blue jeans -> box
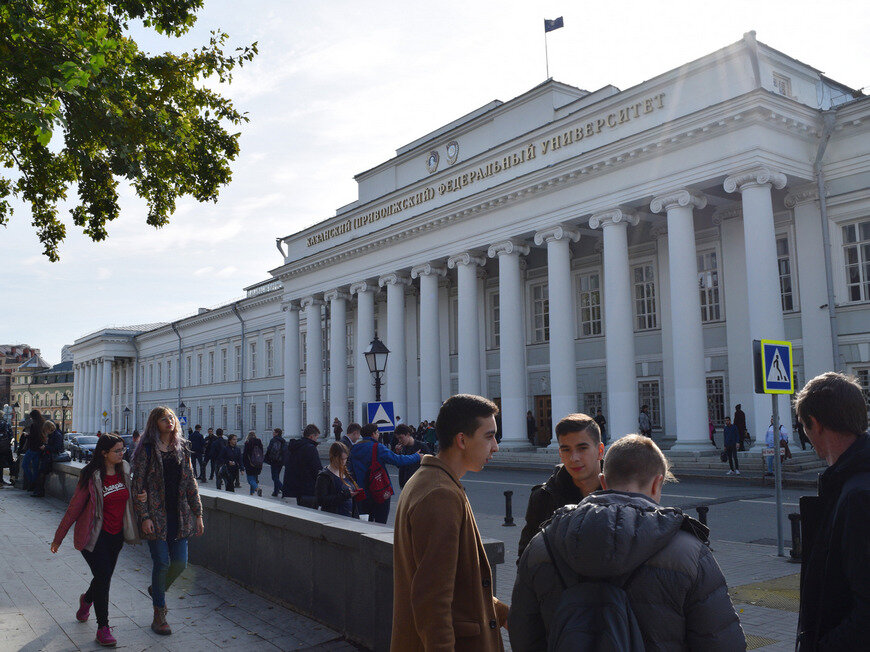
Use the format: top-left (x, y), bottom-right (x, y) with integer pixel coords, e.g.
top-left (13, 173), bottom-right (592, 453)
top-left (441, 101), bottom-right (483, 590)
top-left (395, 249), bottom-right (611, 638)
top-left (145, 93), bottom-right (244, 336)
top-left (767, 453), bottom-right (775, 473)
top-left (246, 473), bottom-right (259, 494)
top-left (270, 465), bottom-right (282, 495)
top-left (22, 450), bottom-right (40, 487)
top-left (147, 536), bottom-right (188, 608)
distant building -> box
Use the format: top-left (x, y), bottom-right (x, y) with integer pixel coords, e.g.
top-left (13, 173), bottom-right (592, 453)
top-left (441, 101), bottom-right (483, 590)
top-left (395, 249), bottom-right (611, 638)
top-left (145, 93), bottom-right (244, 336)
top-left (1, 345), bottom-right (40, 407)
top-left (11, 356), bottom-right (75, 432)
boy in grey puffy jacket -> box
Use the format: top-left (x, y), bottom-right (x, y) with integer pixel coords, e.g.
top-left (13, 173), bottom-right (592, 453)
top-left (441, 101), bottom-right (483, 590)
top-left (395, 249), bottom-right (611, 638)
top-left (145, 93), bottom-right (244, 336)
top-left (509, 434), bottom-right (745, 651)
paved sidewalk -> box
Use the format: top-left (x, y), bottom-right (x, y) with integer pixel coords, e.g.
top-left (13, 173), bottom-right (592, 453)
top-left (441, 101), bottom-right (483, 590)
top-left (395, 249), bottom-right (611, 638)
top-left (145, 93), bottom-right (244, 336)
top-left (0, 486), bottom-right (359, 651)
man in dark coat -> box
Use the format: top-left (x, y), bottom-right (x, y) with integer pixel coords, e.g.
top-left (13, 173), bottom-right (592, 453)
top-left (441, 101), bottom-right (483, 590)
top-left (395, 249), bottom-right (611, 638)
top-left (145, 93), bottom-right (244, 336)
top-left (510, 434), bottom-right (745, 650)
top-left (392, 424), bottom-right (430, 488)
top-left (282, 424), bottom-right (322, 506)
top-left (795, 372), bottom-right (870, 650)
top-left (723, 416), bottom-right (740, 475)
top-left (734, 404), bottom-right (748, 451)
top-left (188, 424), bottom-right (205, 478)
top-left (517, 413), bottom-right (604, 560)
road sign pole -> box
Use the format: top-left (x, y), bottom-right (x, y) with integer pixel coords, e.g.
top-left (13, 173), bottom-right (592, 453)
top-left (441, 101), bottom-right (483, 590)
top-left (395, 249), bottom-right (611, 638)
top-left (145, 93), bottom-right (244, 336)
top-left (772, 394), bottom-right (785, 557)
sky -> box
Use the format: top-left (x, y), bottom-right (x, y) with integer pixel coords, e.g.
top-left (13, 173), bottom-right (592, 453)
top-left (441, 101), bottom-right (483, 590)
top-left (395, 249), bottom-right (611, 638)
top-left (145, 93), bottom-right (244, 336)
top-left (1, 0), bottom-right (868, 364)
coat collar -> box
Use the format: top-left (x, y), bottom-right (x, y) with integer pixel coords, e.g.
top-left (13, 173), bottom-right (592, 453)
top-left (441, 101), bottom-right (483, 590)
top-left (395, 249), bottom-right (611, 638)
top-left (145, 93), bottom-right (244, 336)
top-left (420, 454), bottom-right (464, 490)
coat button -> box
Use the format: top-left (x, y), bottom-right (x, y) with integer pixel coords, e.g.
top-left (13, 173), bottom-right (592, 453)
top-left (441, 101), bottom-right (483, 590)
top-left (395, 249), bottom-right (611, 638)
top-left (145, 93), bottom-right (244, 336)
top-left (482, 578), bottom-right (491, 587)
top-left (489, 619), bottom-right (497, 629)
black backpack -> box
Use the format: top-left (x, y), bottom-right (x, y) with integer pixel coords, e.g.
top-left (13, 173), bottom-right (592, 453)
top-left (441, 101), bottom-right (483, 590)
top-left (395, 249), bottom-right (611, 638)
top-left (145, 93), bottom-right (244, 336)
top-left (265, 437), bottom-right (285, 465)
top-left (541, 529), bottom-right (646, 652)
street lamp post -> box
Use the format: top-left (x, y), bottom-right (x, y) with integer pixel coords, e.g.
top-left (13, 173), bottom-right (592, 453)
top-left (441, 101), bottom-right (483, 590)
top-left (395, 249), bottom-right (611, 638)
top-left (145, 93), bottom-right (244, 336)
top-left (364, 335), bottom-right (390, 403)
top-left (123, 406), bottom-right (130, 433)
top-left (60, 392), bottom-right (69, 433)
top-left (178, 401), bottom-right (186, 431)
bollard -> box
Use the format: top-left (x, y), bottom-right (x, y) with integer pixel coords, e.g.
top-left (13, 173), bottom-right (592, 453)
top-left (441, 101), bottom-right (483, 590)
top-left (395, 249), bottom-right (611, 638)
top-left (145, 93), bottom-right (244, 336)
top-left (696, 504), bottom-right (709, 527)
top-left (503, 490), bottom-right (515, 527)
top-left (788, 512), bottom-right (802, 562)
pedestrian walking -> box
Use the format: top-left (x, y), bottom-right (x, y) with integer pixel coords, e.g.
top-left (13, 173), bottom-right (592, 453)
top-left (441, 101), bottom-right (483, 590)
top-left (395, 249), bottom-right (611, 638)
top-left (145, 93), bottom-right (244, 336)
top-left (22, 408), bottom-right (45, 490)
top-left (282, 424), bottom-right (322, 506)
top-left (348, 423), bottom-right (421, 524)
top-left (332, 417), bottom-right (343, 441)
top-left (188, 425), bottom-right (205, 478)
top-left (206, 428), bottom-right (225, 482)
top-left (264, 428), bottom-right (286, 496)
top-left (723, 416), bottom-right (741, 475)
top-left (51, 434), bottom-right (141, 647)
top-left (0, 419), bottom-right (14, 486)
top-left (340, 422), bottom-right (360, 453)
top-left (315, 442), bottom-right (361, 517)
top-left (594, 407), bottom-right (608, 445)
top-left (764, 418), bottom-right (790, 475)
top-left (734, 404), bottom-right (749, 451)
top-left (217, 433), bottom-right (243, 492)
top-left (638, 404), bottom-right (652, 438)
top-left (795, 372), bottom-right (870, 650)
top-left (242, 430), bottom-right (264, 496)
top-left (392, 394), bottom-right (508, 650)
top-left (518, 413), bottom-right (604, 560)
top-left (32, 420), bottom-right (63, 497)
top-left (131, 406), bottom-right (204, 636)
top-left (510, 434), bottom-right (745, 650)
top-left (526, 410), bottom-right (537, 446)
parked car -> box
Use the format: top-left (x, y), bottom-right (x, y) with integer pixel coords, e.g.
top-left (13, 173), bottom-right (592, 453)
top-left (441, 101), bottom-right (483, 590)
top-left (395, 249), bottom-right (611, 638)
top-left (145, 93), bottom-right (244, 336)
top-left (70, 435), bottom-right (99, 462)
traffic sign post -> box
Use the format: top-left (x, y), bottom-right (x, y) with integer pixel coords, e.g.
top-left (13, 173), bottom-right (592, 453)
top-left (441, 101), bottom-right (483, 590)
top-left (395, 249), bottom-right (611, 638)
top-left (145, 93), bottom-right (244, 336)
top-left (366, 401), bottom-right (395, 433)
top-left (179, 416), bottom-right (188, 428)
top-left (753, 339), bottom-right (795, 557)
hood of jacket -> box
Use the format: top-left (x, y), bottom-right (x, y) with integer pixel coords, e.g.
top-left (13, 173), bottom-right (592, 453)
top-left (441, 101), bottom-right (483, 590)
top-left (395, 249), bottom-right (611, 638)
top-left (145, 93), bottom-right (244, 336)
top-left (288, 437), bottom-right (316, 453)
top-left (544, 490), bottom-right (704, 578)
top-left (819, 432), bottom-right (870, 496)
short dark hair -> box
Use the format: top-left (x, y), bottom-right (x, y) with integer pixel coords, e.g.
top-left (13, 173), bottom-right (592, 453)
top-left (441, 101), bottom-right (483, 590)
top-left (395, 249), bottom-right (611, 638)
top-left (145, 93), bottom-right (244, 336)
top-left (794, 372), bottom-right (868, 436)
top-left (361, 423), bottom-right (378, 438)
top-left (347, 422), bottom-right (361, 435)
top-left (273, 427), bottom-right (283, 436)
top-left (435, 394), bottom-right (498, 451)
top-left (554, 413), bottom-right (600, 445)
top-left (302, 424), bottom-right (320, 438)
top-left (195, 424), bottom-right (201, 429)
top-left (395, 424), bottom-right (412, 437)
top-left (216, 428), bottom-right (224, 437)
top-left (603, 434), bottom-right (675, 488)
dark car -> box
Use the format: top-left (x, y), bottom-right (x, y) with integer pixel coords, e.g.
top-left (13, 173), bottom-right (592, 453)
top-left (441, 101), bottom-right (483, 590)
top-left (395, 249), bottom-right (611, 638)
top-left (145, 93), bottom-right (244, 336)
top-left (70, 435), bottom-right (99, 462)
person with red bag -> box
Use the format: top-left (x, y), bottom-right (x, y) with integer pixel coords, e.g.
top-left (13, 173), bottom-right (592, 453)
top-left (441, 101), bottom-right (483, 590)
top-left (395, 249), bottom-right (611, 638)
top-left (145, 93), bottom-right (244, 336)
top-left (348, 422), bottom-right (421, 523)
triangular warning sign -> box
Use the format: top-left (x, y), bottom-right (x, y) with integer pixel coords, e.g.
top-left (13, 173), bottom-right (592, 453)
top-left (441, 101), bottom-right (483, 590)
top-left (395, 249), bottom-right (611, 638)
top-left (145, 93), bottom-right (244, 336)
top-left (767, 349), bottom-right (789, 384)
top-left (371, 403), bottom-right (393, 427)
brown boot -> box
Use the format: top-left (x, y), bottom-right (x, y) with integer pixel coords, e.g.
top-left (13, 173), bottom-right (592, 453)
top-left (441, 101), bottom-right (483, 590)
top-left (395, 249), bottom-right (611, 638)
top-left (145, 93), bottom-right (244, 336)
top-left (151, 606), bottom-right (171, 635)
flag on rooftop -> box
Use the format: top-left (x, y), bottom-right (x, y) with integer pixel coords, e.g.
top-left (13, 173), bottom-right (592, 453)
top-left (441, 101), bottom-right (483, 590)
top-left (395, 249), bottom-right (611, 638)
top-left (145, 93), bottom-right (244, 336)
top-left (544, 17), bottom-right (564, 33)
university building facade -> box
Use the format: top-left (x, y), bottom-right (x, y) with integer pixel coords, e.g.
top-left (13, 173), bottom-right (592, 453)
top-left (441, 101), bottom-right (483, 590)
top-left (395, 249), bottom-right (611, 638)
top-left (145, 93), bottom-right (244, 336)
top-left (70, 34), bottom-right (870, 449)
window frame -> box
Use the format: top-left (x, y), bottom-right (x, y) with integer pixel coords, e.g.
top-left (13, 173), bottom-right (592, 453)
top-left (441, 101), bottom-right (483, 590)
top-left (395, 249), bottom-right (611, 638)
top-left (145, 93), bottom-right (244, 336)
top-left (696, 247), bottom-right (723, 323)
top-left (527, 279), bottom-right (550, 344)
top-left (631, 259), bottom-right (658, 332)
top-left (574, 267), bottom-right (603, 339)
top-left (637, 378), bottom-right (662, 430)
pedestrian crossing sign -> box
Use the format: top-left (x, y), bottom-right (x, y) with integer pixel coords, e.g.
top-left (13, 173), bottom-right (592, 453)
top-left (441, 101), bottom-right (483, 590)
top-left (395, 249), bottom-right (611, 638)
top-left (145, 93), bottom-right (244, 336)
top-left (753, 339), bottom-right (794, 394)
top-left (366, 401), bottom-right (395, 432)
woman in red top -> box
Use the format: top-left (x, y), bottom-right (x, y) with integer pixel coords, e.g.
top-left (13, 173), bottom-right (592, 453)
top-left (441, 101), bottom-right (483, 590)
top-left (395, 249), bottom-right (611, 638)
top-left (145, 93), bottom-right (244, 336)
top-left (51, 434), bottom-right (141, 647)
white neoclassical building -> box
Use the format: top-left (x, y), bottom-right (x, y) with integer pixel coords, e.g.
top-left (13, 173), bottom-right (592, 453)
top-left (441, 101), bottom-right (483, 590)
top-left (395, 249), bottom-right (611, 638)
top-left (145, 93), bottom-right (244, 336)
top-left (71, 33), bottom-right (870, 450)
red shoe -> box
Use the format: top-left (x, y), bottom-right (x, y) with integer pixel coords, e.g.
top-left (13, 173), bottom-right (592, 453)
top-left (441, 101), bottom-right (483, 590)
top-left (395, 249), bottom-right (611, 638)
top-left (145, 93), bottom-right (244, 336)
top-left (95, 625), bottom-right (117, 647)
top-left (76, 593), bottom-right (92, 622)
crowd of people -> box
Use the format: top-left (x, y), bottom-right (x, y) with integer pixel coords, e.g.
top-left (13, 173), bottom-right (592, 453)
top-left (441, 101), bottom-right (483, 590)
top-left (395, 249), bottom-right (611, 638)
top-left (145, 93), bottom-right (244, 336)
top-left (0, 369), bottom-right (865, 649)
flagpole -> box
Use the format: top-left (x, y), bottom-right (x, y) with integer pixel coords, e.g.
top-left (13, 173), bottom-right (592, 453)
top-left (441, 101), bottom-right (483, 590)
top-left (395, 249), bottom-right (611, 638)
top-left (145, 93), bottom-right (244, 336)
top-left (544, 30), bottom-right (550, 79)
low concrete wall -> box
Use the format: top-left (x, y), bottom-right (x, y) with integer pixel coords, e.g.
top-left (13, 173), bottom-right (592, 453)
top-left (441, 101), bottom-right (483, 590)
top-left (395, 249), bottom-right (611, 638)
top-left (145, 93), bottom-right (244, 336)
top-left (42, 462), bottom-right (505, 651)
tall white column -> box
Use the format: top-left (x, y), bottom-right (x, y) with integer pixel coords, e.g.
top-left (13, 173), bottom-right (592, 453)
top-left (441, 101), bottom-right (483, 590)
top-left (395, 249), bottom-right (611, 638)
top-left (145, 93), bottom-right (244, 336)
top-left (651, 190), bottom-right (709, 448)
top-left (411, 263), bottom-right (446, 421)
top-left (379, 274), bottom-right (409, 423)
top-left (477, 269), bottom-right (488, 396)
top-left (786, 184), bottom-right (835, 378)
top-left (447, 252), bottom-right (486, 395)
top-left (438, 279), bottom-right (451, 400)
top-left (487, 240), bottom-right (530, 445)
top-left (653, 225), bottom-right (678, 438)
top-left (351, 282), bottom-right (376, 420)
top-left (88, 361), bottom-right (97, 434)
top-left (404, 288), bottom-right (420, 425)
top-left (282, 300), bottom-right (301, 435)
top-left (72, 364), bottom-right (80, 431)
top-left (301, 296), bottom-right (324, 432)
top-left (534, 226), bottom-right (581, 444)
top-left (725, 167), bottom-right (790, 438)
top-left (325, 290), bottom-right (350, 428)
top-left (101, 358), bottom-right (112, 432)
top-left (589, 209), bottom-right (639, 441)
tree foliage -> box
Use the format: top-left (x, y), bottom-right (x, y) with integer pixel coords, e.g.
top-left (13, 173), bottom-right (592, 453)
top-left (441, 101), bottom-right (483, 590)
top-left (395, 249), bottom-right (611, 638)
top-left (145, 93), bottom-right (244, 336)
top-left (0, 0), bottom-right (258, 260)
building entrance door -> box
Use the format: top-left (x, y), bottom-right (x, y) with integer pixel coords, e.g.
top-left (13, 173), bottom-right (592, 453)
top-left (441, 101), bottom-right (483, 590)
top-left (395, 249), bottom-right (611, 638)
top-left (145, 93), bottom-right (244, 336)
top-left (533, 394), bottom-right (552, 446)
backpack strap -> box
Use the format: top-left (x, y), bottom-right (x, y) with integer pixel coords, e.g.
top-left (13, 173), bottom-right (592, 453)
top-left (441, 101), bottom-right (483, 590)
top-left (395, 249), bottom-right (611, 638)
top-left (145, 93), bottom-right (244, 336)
top-left (371, 441), bottom-right (378, 465)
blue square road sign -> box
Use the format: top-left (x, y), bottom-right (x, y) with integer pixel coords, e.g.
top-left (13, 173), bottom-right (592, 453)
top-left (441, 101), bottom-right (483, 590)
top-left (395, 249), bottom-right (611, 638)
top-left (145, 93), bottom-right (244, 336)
top-left (366, 401), bottom-right (395, 433)
top-left (759, 339), bottom-right (794, 394)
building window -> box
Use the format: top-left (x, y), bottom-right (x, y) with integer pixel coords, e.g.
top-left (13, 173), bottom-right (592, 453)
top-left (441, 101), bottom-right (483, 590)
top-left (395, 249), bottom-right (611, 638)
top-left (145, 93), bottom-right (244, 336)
top-left (638, 380), bottom-right (661, 429)
top-left (530, 282), bottom-right (549, 343)
top-left (221, 405), bottom-right (228, 429)
top-left (843, 220), bottom-right (870, 302)
top-left (235, 346), bottom-right (241, 381)
top-left (221, 349), bottom-right (227, 382)
top-left (235, 405), bottom-right (241, 430)
top-left (209, 406), bottom-right (214, 428)
top-left (697, 251), bottom-right (721, 322)
top-left (197, 354), bottom-right (203, 386)
top-left (632, 264), bottom-right (657, 330)
top-left (265, 402), bottom-right (273, 430)
top-left (250, 342), bottom-right (257, 379)
top-left (149, 364), bottom-right (154, 391)
top-left (265, 339), bottom-right (273, 376)
top-left (167, 360), bottom-right (172, 389)
top-left (208, 351), bottom-right (215, 384)
top-left (301, 389), bottom-right (307, 424)
top-left (777, 236), bottom-right (795, 312)
top-left (196, 406), bottom-right (203, 428)
top-left (186, 356), bottom-right (192, 387)
top-left (250, 403), bottom-right (257, 431)
top-left (450, 297), bottom-right (459, 355)
top-left (489, 292), bottom-right (500, 348)
top-left (706, 376), bottom-right (726, 425)
top-left (577, 272), bottom-right (602, 337)
top-left (583, 392), bottom-right (603, 417)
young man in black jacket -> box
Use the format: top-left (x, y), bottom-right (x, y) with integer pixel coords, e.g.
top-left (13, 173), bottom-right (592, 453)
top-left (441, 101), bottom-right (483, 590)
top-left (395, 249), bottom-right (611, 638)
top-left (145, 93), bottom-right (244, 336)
top-left (282, 424), bottom-right (322, 506)
top-left (393, 424), bottom-right (430, 487)
top-left (795, 372), bottom-right (870, 650)
top-left (517, 413), bottom-right (604, 560)
top-left (265, 428), bottom-right (286, 496)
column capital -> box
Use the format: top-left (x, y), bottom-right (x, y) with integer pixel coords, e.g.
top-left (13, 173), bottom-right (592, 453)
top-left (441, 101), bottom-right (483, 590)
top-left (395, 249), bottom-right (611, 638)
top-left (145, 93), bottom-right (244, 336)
top-left (784, 182), bottom-right (826, 208)
top-left (588, 208), bottom-right (639, 230)
top-left (378, 273), bottom-right (412, 288)
top-left (446, 251), bottom-right (486, 269)
top-left (281, 298), bottom-right (300, 312)
top-left (300, 295), bottom-right (324, 309)
top-left (723, 166), bottom-right (787, 193)
top-left (650, 189), bottom-right (707, 214)
top-left (533, 224), bottom-right (581, 246)
top-left (487, 239), bottom-right (530, 258)
top-left (410, 262), bottom-right (447, 279)
top-left (349, 281), bottom-right (375, 295)
top-left (323, 289), bottom-right (351, 302)
top-left (711, 205), bottom-right (743, 225)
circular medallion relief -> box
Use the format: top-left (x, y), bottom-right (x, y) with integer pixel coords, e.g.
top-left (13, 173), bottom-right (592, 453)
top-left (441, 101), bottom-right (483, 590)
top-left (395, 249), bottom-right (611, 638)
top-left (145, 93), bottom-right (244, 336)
top-left (446, 140), bottom-right (459, 165)
top-left (425, 150), bottom-right (440, 174)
